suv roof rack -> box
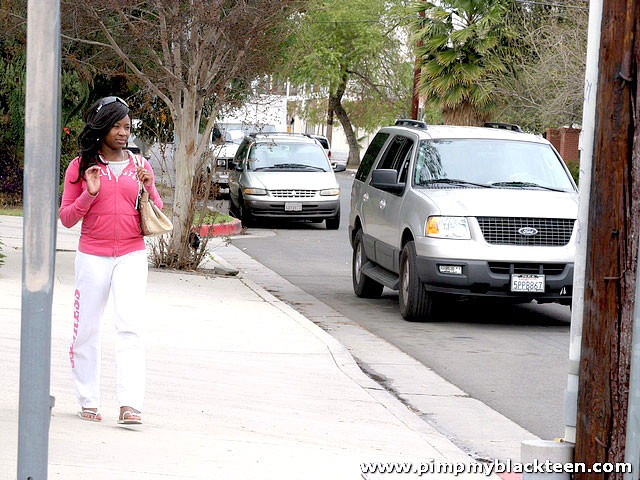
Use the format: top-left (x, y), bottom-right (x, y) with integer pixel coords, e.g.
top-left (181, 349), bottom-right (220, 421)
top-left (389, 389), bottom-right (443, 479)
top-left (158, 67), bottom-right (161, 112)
top-left (484, 122), bottom-right (523, 133)
top-left (394, 119), bottom-right (428, 129)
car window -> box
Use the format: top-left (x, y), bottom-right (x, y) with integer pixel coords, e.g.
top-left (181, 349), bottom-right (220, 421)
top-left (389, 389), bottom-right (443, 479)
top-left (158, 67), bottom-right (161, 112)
top-left (414, 139), bottom-right (575, 191)
top-left (377, 135), bottom-right (407, 171)
top-left (247, 142), bottom-right (330, 171)
top-left (356, 132), bottom-right (390, 182)
top-left (397, 141), bottom-right (414, 183)
top-left (315, 137), bottom-right (329, 149)
top-left (235, 141), bottom-right (249, 167)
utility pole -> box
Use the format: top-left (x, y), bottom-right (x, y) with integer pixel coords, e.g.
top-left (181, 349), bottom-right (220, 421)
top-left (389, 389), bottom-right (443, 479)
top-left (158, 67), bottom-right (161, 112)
top-left (18, 0), bottom-right (60, 478)
top-left (574, 1), bottom-right (639, 479)
top-left (411, 9), bottom-right (425, 120)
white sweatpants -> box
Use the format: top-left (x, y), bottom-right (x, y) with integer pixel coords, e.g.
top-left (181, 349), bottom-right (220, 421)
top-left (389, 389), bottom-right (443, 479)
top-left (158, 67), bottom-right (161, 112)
top-left (70, 249), bottom-right (148, 412)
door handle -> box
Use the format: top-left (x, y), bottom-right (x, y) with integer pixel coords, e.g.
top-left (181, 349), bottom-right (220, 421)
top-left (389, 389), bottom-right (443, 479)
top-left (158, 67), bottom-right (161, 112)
top-left (363, 193), bottom-right (369, 202)
top-left (379, 199), bottom-right (386, 209)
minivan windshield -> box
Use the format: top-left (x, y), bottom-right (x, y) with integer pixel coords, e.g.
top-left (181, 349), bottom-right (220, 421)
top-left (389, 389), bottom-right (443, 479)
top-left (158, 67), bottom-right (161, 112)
top-left (248, 142), bottom-right (330, 172)
top-left (216, 124), bottom-right (276, 144)
top-left (414, 139), bottom-right (575, 192)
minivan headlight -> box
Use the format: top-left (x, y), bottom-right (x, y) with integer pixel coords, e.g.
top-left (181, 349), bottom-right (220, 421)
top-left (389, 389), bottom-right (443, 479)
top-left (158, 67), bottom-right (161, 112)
top-left (243, 188), bottom-right (267, 195)
top-left (426, 217), bottom-right (470, 239)
top-left (320, 188), bottom-right (340, 196)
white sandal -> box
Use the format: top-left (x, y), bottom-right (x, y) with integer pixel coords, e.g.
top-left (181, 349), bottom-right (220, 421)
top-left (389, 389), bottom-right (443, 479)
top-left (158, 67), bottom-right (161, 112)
top-left (118, 409), bottom-right (142, 425)
top-left (77, 409), bottom-right (102, 422)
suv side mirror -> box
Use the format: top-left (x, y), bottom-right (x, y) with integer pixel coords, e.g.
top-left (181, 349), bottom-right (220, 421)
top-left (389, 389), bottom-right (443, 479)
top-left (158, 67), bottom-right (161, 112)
top-left (370, 169), bottom-right (405, 194)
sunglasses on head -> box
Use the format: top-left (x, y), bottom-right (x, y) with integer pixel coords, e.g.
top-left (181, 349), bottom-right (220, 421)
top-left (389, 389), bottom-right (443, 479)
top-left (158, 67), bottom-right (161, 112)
top-left (95, 96), bottom-right (129, 112)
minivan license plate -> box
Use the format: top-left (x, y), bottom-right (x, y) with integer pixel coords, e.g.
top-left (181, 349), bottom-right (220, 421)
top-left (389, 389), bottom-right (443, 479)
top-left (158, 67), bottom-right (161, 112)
top-left (511, 274), bottom-right (545, 293)
top-left (285, 202), bottom-right (303, 212)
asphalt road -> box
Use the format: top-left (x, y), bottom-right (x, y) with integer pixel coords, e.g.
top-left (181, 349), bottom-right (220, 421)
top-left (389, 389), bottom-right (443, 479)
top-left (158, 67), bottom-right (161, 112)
top-left (232, 172), bottom-right (572, 440)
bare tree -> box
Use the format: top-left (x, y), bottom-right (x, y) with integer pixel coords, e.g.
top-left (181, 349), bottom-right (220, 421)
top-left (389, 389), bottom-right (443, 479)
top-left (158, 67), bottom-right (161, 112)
top-left (62, 0), bottom-right (300, 267)
top-left (495, 5), bottom-right (588, 133)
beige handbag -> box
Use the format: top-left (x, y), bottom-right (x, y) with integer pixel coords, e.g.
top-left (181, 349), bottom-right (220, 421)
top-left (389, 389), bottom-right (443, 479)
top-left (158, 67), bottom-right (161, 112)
top-left (135, 156), bottom-right (173, 236)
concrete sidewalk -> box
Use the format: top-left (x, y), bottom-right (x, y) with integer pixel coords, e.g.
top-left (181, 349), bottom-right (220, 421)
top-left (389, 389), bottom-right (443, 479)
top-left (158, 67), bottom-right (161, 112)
top-left (0, 215), bottom-right (492, 479)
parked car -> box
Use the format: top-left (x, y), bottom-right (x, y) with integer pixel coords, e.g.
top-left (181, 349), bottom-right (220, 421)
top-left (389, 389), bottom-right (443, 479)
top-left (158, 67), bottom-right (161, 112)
top-left (207, 123), bottom-right (276, 197)
top-left (349, 120), bottom-right (578, 321)
top-left (311, 134), bottom-right (347, 172)
top-left (228, 133), bottom-right (341, 229)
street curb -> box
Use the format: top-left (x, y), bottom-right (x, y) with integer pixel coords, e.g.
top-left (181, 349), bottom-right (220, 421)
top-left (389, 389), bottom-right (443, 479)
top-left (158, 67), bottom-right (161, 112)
top-left (193, 219), bottom-right (242, 237)
top-left (210, 245), bottom-right (493, 466)
top-left (236, 276), bottom-right (477, 458)
top-left (212, 239), bottom-right (539, 465)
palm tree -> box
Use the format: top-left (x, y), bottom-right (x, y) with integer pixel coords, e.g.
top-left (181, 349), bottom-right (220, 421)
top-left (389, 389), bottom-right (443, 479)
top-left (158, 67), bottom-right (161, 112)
top-left (410, 0), bottom-right (515, 126)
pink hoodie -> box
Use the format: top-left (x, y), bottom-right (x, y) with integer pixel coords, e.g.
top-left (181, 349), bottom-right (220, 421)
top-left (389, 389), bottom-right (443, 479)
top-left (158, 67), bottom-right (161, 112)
top-left (59, 151), bottom-right (164, 257)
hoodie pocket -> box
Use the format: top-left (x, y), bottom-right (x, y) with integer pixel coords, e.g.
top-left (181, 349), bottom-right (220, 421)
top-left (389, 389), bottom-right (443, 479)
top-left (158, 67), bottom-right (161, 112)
top-left (81, 214), bottom-right (112, 239)
top-left (120, 213), bottom-right (143, 239)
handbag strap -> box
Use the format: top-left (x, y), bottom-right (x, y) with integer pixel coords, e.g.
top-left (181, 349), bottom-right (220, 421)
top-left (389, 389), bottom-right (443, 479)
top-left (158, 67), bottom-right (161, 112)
top-left (134, 154), bottom-right (143, 209)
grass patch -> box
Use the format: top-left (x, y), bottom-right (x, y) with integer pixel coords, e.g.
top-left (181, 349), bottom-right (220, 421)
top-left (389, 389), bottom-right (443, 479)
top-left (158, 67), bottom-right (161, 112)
top-left (193, 209), bottom-right (234, 225)
top-left (0, 206), bottom-right (23, 216)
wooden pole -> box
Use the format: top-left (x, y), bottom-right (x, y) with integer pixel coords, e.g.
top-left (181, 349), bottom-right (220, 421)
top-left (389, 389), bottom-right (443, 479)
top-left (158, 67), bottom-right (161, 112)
top-left (574, 0), bottom-right (640, 478)
top-left (411, 9), bottom-right (425, 120)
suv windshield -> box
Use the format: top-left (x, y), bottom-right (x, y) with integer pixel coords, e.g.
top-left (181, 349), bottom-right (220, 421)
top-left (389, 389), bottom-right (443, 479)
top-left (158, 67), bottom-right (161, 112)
top-left (248, 142), bottom-right (330, 172)
top-left (414, 139), bottom-right (575, 192)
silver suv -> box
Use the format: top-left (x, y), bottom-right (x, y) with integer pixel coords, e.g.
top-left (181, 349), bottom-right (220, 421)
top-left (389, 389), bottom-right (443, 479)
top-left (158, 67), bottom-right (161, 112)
top-left (228, 133), bottom-right (341, 228)
top-left (349, 120), bottom-right (578, 321)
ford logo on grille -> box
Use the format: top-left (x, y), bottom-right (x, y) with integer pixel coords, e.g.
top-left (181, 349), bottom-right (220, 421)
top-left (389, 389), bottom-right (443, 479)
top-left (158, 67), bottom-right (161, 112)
top-left (518, 227), bottom-right (538, 236)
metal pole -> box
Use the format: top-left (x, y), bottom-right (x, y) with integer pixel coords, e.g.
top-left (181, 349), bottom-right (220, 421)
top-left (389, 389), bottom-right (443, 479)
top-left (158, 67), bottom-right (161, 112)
top-left (563, 0), bottom-right (602, 444)
top-left (18, 0), bottom-right (61, 478)
top-left (625, 238), bottom-right (640, 479)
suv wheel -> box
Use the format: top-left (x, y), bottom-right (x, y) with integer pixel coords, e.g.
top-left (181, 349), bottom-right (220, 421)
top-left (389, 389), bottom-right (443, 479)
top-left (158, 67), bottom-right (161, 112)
top-left (352, 230), bottom-right (384, 298)
top-left (238, 194), bottom-right (254, 228)
top-left (326, 207), bottom-right (340, 230)
top-left (399, 241), bottom-right (433, 321)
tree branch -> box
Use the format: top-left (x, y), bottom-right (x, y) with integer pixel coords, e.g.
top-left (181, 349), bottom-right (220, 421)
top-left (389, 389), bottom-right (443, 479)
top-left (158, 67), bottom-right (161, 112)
top-left (61, 33), bottom-right (112, 49)
top-left (88, 6), bottom-right (177, 119)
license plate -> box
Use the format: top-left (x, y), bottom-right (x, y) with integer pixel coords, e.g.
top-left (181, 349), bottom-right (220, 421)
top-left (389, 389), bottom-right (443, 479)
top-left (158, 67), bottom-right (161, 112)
top-left (511, 274), bottom-right (545, 293)
top-left (285, 202), bottom-right (303, 212)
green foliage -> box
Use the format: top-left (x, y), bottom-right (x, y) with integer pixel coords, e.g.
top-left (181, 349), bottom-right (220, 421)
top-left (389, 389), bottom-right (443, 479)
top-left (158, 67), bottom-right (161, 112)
top-left (410, 0), bottom-right (517, 125)
top-left (192, 210), bottom-right (234, 225)
top-left (0, 30), bottom-right (92, 201)
top-left (287, 0), bottom-right (412, 131)
top-left (0, 41), bottom-right (26, 161)
top-left (0, 240), bottom-right (4, 268)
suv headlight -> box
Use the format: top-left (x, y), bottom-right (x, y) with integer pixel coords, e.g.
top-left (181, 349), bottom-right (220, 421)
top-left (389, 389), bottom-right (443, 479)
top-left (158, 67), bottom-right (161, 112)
top-left (426, 217), bottom-right (471, 239)
top-left (243, 188), bottom-right (267, 195)
top-left (320, 188), bottom-right (340, 196)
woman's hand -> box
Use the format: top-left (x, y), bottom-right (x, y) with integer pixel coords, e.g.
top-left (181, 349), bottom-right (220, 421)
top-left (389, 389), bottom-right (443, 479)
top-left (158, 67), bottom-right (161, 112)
top-left (137, 166), bottom-right (153, 187)
top-left (85, 165), bottom-right (101, 195)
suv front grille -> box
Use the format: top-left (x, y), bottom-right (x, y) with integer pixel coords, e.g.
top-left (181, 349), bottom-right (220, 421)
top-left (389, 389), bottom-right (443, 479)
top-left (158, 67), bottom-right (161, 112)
top-left (488, 262), bottom-right (567, 276)
top-left (270, 189), bottom-right (317, 198)
top-left (476, 217), bottom-right (575, 246)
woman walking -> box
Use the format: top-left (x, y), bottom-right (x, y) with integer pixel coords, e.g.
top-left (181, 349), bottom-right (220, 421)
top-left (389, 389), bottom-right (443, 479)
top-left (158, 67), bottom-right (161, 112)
top-left (59, 96), bottom-right (162, 424)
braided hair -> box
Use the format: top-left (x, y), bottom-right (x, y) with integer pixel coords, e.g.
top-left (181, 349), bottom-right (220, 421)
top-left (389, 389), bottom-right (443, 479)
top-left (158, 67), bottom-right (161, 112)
top-left (73, 98), bottom-right (130, 183)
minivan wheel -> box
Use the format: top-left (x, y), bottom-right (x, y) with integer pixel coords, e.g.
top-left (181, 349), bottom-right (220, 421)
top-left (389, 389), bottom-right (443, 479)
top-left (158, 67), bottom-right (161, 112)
top-left (352, 230), bottom-right (384, 298)
top-left (238, 194), bottom-right (254, 228)
top-left (399, 241), bottom-right (433, 321)
top-left (326, 207), bottom-right (340, 230)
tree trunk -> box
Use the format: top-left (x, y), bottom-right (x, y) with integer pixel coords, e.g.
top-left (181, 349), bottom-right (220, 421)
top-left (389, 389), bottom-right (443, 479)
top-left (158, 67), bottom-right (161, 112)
top-left (326, 102), bottom-right (334, 145)
top-left (442, 101), bottom-right (488, 126)
top-left (169, 92), bottom-right (199, 266)
top-left (330, 72), bottom-right (360, 168)
top-left (574, 1), bottom-right (640, 478)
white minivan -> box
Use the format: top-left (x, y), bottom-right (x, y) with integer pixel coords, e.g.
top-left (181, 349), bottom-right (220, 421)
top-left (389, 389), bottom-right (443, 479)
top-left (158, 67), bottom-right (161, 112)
top-left (228, 133), bottom-right (342, 229)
